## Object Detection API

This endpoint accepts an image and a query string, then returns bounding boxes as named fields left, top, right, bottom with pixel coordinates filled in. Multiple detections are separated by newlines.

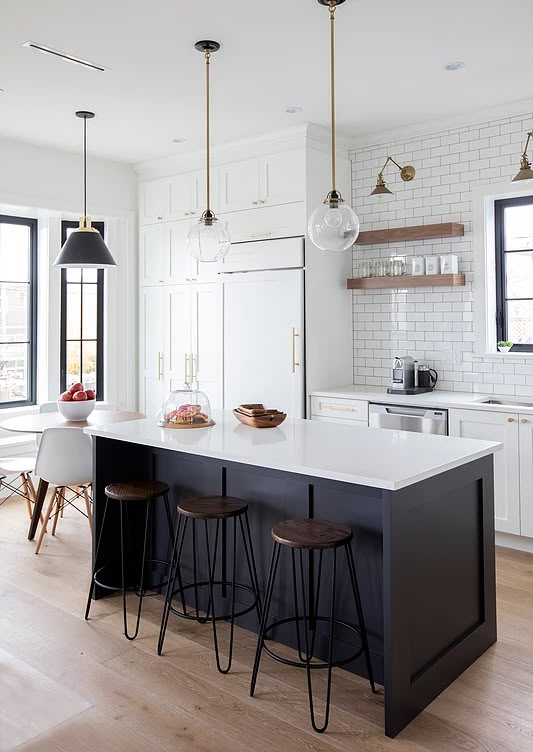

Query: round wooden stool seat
left=272, top=518, right=353, bottom=550
left=105, top=480, right=170, bottom=501
left=177, top=495, right=248, bottom=520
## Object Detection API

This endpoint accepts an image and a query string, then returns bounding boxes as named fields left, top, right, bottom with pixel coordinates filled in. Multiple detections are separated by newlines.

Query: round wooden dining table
left=0, top=409, right=143, bottom=540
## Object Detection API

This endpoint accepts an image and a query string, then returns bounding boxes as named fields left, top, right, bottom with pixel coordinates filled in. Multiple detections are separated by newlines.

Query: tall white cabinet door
left=139, top=288, right=165, bottom=417
left=190, top=283, right=223, bottom=409
left=168, top=220, right=193, bottom=283
left=260, top=151, right=305, bottom=206
left=139, top=224, right=168, bottom=286
left=449, top=409, right=520, bottom=535
left=165, top=285, right=192, bottom=392
left=219, top=159, right=260, bottom=213
left=518, top=416, right=533, bottom=537
left=223, top=269, right=304, bottom=417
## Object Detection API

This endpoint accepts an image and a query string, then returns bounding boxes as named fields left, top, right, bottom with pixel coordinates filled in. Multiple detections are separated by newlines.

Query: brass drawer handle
left=250, top=231, right=273, bottom=239
left=291, top=327, right=300, bottom=373
left=321, top=403, right=357, bottom=412
left=521, top=418, right=528, bottom=424
left=157, top=352, right=163, bottom=381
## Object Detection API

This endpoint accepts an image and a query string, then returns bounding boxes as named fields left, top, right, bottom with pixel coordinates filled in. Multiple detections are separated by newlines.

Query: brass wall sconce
left=370, top=156, right=416, bottom=196
left=512, top=131, right=533, bottom=182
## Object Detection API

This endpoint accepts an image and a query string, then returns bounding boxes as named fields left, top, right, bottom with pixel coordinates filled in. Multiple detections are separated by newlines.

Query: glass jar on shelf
left=158, top=384, right=215, bottom=429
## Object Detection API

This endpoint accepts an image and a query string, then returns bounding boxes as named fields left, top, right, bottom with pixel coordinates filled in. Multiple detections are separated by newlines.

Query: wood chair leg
left=26, top=474, right=46, bottom=526
left=51, top=488, right=62, bottom=536
left=35, top=488, right=57, bottom=554
left=21, top=473, right=32, bottom=519
left=83, top=487, right=93, bottom=535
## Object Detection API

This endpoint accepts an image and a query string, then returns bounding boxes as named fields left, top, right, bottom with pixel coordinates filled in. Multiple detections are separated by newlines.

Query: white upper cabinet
left=139, top=224, right=168, bottom=286
left=169, top=173, right=192, bottom=220
left=219, top=151, right=305, bottom=214
left=260, top=150, right=305, bottom=207
left=219, top=158, right=261, bottom=213
left=140, top=179, right=170, bottom=224
left=223, top=202, right=306, bottom=244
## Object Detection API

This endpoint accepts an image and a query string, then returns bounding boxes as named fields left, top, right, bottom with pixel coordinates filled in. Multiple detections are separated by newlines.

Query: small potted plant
left=497, top=340, right=513, bottom=353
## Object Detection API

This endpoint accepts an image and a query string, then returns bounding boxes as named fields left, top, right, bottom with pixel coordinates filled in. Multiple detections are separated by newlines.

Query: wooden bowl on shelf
left=233, top=408, right=287, bottom=428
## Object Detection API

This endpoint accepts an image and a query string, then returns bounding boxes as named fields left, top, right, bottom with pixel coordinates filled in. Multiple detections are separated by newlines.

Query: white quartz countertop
left=311, top=385, right=533, bottom=414
left=85, top=410, right=500, bottom=491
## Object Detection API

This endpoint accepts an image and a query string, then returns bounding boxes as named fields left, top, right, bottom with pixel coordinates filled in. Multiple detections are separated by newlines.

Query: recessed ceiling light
left=172, top=137, right=186, bottom=143
left=443, top=61, right=465, bottom=72
left=286, top=106, right=303, bottom=114
left=22, top=41, right=107, bottom=72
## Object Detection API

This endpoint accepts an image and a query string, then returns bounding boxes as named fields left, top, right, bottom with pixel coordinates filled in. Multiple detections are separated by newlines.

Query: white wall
left=350, top=111, right=533, bottom=397
left=0, top=137, right=138, bottom=412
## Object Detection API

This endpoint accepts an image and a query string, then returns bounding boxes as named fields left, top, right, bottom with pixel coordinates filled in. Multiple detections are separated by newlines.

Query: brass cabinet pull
left=521, top=418, right=528, bottom=424
left=191, top=353, right=197, bottom=381
left=291, top=327, right=300, bottom=373
left=250, top=231, right=273, bottom=239
left=157, top=215, right=163, bottom=220
left=508, top=417, right=515, bottom=423
left=184, top=353, right=190, bottom=382
left=321, top=403, right=357, bottom=412
left=157, top=352, right=163, bottom=381
left=252, top=200, right=259, bottom=206
left=259, top=199, right=266, bottom=204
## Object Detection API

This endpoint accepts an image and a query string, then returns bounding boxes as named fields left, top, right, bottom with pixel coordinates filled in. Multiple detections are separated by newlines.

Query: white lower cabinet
left=449, top=409, right=521, bottom=535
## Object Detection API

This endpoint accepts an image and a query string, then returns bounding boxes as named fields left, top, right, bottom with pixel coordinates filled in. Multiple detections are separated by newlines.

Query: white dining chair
left=39, top=401, right=58, bottom=413
left=0, top=456, right=40, bottom=521
left=34, top=427, right=93, bottom=554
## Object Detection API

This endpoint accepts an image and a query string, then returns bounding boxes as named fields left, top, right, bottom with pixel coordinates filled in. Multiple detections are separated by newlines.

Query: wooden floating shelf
left=355, top=222, right=464, bottom=245
left=347, top=273, right=466, bottom=290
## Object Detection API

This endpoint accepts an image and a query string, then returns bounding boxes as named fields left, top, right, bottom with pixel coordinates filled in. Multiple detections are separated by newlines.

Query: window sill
left=481, top=351, right=533, bottom=358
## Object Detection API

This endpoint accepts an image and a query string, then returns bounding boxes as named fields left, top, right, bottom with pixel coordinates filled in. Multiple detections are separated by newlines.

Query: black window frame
left=495, top=195, right=533, bottom=353
left=0, top=214, right=38, bottom=409
left=60, top=220, right=105, bottom=399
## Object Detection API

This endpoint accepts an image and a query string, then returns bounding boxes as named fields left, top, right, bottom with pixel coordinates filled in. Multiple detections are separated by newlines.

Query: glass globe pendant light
left=308, top=0, right=360, bottom=252
left=187, top=41, right=230, bottom=263
left=54, top=111, right=116, bottom=268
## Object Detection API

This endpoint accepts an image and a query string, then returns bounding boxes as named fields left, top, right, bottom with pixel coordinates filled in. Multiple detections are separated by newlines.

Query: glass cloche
left=158, top=384, right=215, bottom=429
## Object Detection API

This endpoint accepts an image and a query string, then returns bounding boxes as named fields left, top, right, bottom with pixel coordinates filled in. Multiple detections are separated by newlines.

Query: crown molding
left=347, top=97, right=533, bottom=151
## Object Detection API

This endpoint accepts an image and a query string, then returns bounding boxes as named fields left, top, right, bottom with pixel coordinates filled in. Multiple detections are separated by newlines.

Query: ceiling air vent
left=22, top=41, right=107, bottom=72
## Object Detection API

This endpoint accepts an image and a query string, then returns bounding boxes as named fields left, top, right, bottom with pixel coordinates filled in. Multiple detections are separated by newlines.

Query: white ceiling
left=1, top=0, right=533, bottom=164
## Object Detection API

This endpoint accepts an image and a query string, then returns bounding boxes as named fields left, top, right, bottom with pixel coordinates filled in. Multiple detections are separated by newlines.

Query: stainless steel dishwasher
left=369, top=403, right=448, bottom=435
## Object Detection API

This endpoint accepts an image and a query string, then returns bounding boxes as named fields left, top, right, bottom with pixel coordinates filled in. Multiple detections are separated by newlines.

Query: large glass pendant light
left=308, top=0, right=360, bottom=252
left=54, top=111, right=116, bottom=268
left=187, top=41, right=230, bottom=263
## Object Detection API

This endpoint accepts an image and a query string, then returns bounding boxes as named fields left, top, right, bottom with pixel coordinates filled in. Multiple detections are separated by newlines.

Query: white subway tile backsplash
left=350, top=111, right=533, bottom=398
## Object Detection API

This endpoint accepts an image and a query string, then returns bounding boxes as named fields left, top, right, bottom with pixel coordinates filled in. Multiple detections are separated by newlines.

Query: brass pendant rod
left=205, top=48, right=211, bottom=212
left=522, top=131, right=533, bottom=161
left=329, top=1, right=336, bottom=193
left=83, top=115, right=87, bottom=220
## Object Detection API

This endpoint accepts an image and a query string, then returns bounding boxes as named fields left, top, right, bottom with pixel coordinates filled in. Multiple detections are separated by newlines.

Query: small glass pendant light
left=308, top=0, right=359, bottom=252
left=187, top=41, right=231, bottom=263
left=54, top=111, right=116, bottom=268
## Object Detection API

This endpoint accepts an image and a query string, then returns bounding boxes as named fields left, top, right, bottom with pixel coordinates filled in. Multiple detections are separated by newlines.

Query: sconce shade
left=512, top=159, right=533, bottom=182
left=370, top=179, right=393, bottom=197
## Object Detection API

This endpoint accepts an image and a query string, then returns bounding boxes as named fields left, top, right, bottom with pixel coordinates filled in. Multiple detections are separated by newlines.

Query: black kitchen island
left=85, top=412, right=499, bottom=738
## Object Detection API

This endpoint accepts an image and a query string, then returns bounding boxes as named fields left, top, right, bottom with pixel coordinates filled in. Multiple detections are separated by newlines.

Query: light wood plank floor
left=1, top=495, right=533, bottom=752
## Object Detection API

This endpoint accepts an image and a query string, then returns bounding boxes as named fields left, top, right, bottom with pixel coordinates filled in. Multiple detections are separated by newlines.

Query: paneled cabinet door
left=189, top=168, right=220, bottom=216
left=139, top=287, right=165, bottom=418
left=518, top=415, right=533, bottom=537
left=168, top=220, right=194, bottom=284
left=190, top=283, right=223, bottom=409
left=260, top=150, right=305, bottom=206
left=165, top=285, right=192, bottom=392
left=219, top=158, right=260, bottom=213
left=139, top=224, right=168, bottom=286
left=449, top=409, right=520, bottom=535
left=169, top=173, right=192, bottom=220
left=140, top=178, right=170, bottom=224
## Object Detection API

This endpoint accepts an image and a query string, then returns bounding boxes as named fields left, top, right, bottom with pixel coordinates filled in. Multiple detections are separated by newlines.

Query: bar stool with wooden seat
left=158, top=495, right=261, bottom=674
left=250, top=518, right=376, bottom=733
left=84, top=479, right=174, bottom=641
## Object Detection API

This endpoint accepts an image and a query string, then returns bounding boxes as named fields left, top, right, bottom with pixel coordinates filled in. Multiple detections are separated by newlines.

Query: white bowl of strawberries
left=57, top=383, right=97, bottom=421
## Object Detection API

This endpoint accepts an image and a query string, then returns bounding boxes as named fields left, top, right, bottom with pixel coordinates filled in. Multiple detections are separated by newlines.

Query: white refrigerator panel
left=223, top=269, right=304, bottom=418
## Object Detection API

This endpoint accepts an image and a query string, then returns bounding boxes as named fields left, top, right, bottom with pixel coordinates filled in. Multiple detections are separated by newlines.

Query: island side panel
left=382, top=455, right=496, bottom=738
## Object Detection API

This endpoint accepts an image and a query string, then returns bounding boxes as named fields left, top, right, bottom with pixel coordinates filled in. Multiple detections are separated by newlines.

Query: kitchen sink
left=480, top=398, right=533, bottom=407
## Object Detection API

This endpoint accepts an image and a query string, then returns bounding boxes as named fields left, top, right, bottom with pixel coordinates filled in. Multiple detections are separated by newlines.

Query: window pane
left=66, top=268, right=81, bottom=282
left=0, top=223, right=30, bottom=281
left=0, top=283, right=29, bottom=343
left=82, top=340, right=97, bottom=392
left=505, top=250, right=533, bottom=299
left=82, top=285, right=97, bottom=339
left=0, top=343, right=28, bottom=402
left=82, top=269, right=98, bottom=283
left=66, top=341, right=81, bottom=388
left=505, top=205, right=533, bottom=250
left=507, top=300, right=533, bottom=344
left=66, top=284, right=81, bottom=339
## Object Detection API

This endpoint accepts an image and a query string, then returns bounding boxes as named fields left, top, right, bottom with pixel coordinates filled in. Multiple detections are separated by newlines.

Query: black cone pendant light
left=54, top=111, right=116, bottom=268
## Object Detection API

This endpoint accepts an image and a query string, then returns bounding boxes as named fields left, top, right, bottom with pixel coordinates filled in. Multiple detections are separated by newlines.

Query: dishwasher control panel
left=369, top=403, right=448, bottom=436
